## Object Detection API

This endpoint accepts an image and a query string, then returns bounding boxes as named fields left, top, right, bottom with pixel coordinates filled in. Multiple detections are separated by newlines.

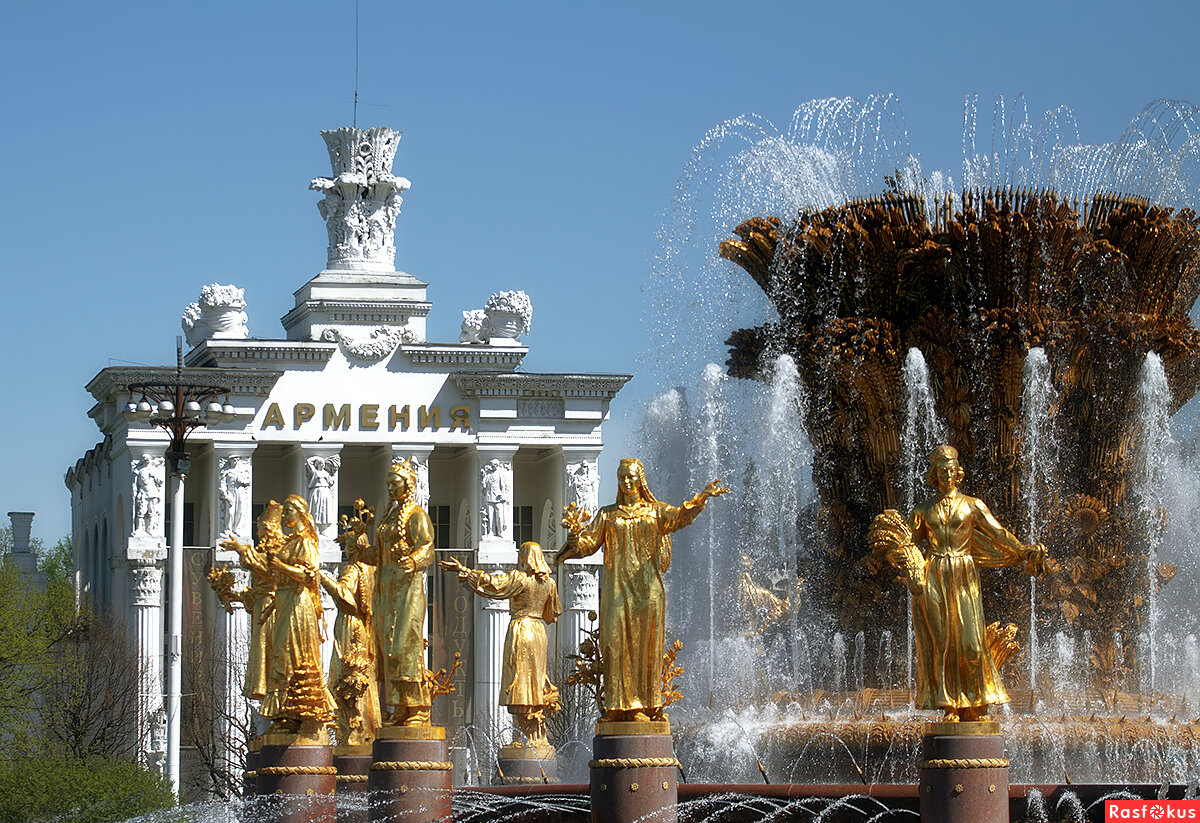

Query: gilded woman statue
left=441, top=542, right=562, bottom=749
left=219, top=500, right=282, bottom=702
left=259, top=494, right=336, bottom=732
left=321, top=500, right=380, bottom=745
left=870, top=445, right=1051, bottom=721
left=368, top=460, right=435, bottom=726
left=555, top=457, right=727, bottom=722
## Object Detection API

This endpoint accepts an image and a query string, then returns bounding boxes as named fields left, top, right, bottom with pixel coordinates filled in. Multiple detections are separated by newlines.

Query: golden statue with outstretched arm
left=321, top=499, right=380, bottom=745
left=366, top=460, right=435, bottom=726
left=555, top=457, right=727, bottom=723
left=870, top=445, right=1052, bottom=721
left=441, top=542, right=562, bottom=750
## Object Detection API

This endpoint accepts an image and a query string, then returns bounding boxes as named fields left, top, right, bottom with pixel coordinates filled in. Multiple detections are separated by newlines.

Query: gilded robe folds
left=371, top=501, right=434, bottom=708
left=909, top=492, right=1028, bottom=710
left=461, top=569, right=561, bottom=708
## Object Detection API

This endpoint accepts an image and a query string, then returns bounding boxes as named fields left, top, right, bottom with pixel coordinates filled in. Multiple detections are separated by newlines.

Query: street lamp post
left=125, top=341, right=234, bottom=798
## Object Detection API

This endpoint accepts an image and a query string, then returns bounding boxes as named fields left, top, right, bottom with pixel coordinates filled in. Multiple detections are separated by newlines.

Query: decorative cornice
left=403, top=344, right=528, bottom=370
left=452, top=373, right=631, bottom=399
left=184, top=341, right=335, bottom=369
left=281, top=299, right=433, bottom=328
left=86, top=366, right=283, bottom=403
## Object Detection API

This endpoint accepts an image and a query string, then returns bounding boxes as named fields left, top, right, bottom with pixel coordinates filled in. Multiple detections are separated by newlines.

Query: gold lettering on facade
left=418, top=405, right=440, bottom=430
left=294, top=403, right=316, bottom=428
left=260, top=401, right=474, bottom=432
left=389, top=404, right=410, bottom=431
left=360, top=403, right=380, bottom=430
left=323, top=403, right=351, bottom=430
left=262, top=403, right=285, bottom=429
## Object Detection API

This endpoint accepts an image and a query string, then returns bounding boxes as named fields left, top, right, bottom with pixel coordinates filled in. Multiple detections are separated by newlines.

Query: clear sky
left=3, top=0, right=1199, bottom=545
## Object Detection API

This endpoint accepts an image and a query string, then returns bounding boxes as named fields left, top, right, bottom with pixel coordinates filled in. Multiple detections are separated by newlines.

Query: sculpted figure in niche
left=555, top=457, right=727, bottom=722
left=441, top=542, right=562, bottom=749
left=219, top=456, right=252, bottom=539
left=305, top=455, right=341, bottom=532
left=132, top=455, right=164, bottom=536
left=322, top=499, right=380, bottom=745
left=368, top=460, right=435, bottom=726
left=481, top=459, right=510, bottom=539
left=869, top=445, right=1052, bottom=721
left=258, top=495, right=336, bottom=733
left=219, top=501, right=283, bottom=703
left=568, top=461, right=600, bottom=514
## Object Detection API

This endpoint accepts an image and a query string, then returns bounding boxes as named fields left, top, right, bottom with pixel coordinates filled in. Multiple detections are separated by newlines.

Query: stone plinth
left=497, top=742, right=559, bottom=785
left=918, top=721, right=1008, bottom=823
left=368, top=726, right=451, bottom=823
left=333, top=744, right=372, bottom=823
left=590, top=720, right=678, bottom=823
left=255, top=729, right=336, bottom=823
left=244, top=737, right=260, bottom=797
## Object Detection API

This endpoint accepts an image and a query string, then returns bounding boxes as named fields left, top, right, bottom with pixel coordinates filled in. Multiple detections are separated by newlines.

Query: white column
left=129, top=559, right=165, bottom=770
left=474, top=580, right=512, bottom=744
left=560, top=567, right=600, bottom=740
left=212, top=566, right=251, bottom=779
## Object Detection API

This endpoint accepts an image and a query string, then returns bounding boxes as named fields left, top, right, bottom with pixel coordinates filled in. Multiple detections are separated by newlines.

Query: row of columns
left=120, top=439, right=604, bottom=783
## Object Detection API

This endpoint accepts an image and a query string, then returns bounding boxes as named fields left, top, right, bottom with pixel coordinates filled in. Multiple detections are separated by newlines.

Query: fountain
left=638, top=96, right=1200, bottom=804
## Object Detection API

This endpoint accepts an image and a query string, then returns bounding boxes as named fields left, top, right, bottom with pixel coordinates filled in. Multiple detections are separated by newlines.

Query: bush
left=0, top=757, right=173, bottom=822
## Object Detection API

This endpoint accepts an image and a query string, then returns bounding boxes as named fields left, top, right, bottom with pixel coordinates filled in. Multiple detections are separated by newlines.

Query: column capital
left=558, top=445, right=603, bottom=463
left=129, top=559, right=164, bottom=607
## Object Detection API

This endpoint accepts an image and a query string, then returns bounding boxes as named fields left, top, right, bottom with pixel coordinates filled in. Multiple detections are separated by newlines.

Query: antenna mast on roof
left=353, top=0, right=360, bottom=127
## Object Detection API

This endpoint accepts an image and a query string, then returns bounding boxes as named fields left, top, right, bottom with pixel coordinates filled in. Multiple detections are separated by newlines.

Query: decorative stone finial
left=182, top=284, right=249, bottom=347
left=309, top=127, right=411, bottom=271
left=483, top=290, right=533, bottom=346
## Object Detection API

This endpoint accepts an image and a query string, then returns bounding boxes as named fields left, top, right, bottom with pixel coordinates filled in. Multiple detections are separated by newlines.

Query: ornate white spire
left=309, top=127, right=411, bottom=271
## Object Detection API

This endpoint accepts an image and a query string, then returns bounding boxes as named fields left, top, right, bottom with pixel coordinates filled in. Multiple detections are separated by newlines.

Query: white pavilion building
left=66, top=126, right=624, bottom=785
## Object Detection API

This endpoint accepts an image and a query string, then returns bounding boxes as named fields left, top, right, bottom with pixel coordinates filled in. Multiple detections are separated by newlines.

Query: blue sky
left=3, top=0, right=1199, bottom=544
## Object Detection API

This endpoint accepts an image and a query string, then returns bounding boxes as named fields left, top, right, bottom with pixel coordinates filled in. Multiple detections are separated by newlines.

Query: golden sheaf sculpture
left=441, top=542, right=562, bottom=750
left=555, top=457, right=727, bottom=723
left=869, top=445, right=1051, bottom=721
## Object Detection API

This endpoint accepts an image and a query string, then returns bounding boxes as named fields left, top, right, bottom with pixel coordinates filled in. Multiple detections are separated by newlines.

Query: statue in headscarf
left=442, top=541, right=562, bottom=749
left=218, top=500, right=283, bottom=703
left=555, top=458, right=727, bottom=722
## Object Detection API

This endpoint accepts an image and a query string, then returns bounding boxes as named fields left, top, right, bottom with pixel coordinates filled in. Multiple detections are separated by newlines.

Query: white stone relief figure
left=219, top=456, right=253, bottom=539
left=132, top=455, right=164, bottom=536
left=567, top=461, right=599, bottom=514
left=412, top=457, right=430, bottom=511
left=305, top=455, right=341, bottom=531
left=480, top=459, right=511, bottom=539
left=181, top=284, right=249, bottom=347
